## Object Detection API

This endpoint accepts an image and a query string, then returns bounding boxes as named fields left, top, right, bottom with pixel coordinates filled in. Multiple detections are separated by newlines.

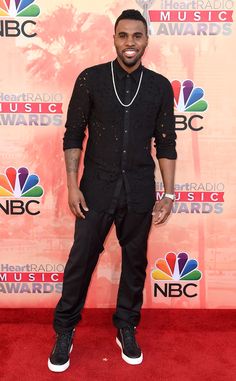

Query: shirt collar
left=113, top=58, right=144, bottom=82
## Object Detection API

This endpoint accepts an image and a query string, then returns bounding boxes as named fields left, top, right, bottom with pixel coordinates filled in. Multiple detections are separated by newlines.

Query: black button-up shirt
left=63, top=59, right=177, bottom=213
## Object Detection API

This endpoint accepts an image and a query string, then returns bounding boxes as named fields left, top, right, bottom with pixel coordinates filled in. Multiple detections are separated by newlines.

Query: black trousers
left=53, top=206, right=152, bottom=333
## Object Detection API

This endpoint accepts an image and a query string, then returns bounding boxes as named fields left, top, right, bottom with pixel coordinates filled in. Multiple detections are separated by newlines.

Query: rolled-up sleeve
left=154, top=78, right=177, bottom=160
left=63, top=70, right=91, bottom=151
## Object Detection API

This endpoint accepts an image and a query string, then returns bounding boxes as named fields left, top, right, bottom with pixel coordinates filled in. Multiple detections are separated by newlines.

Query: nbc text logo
left=172, top=80, right=208, bottom=132
left=152, top=252, right=202, bottom=298
left=0, top=167, right=44, bottom=215
left=0, top=0, right=40, bottom=38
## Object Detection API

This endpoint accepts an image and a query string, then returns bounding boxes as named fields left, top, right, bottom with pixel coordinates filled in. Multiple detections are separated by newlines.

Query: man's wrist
left=67, top=183, right=79, bottom=190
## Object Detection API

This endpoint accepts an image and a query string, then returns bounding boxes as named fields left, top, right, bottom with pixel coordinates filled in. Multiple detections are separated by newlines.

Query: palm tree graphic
left=22, top=5, right=114, bottom=86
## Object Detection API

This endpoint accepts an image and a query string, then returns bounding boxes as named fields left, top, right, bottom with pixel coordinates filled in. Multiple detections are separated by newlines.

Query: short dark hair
left=114, top=9, right=148, bottom=34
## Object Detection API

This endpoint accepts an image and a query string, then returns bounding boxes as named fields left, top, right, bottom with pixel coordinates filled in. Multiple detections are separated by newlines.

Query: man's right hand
left=68, top=187, right=89, bottom=218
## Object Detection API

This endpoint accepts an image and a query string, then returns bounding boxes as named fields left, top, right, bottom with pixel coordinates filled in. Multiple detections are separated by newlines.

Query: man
left=48, top=9, right=177, bottom=372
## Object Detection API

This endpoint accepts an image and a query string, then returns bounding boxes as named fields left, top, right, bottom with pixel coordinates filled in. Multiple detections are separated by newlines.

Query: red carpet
left=1, top=309, right=236, bottom=381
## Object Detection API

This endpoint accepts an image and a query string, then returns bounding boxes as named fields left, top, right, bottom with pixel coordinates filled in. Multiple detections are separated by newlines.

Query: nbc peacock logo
left=152, top=252, right=202, bottom=298
left=0, top=0, right=40, bottom=17
left=0, top=0, right=40, bottom=38
left=172, top=80, right=208, bottom=113
left=0, top=167, right=43, bottom=197
left=0, top=167, right=44, bottom=215
left=172, top=79, right=208, bottom=131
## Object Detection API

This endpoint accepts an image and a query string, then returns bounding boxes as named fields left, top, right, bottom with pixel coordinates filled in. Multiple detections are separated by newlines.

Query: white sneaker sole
left=116, top=337, right=143, bottom=365
left=48, top=344, right=73, bottom=372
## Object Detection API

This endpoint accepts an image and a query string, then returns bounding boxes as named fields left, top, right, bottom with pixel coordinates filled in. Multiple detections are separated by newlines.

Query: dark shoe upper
left=50, top=330, right=74, bottom=366
left=117, top=326, right=142, bottom=359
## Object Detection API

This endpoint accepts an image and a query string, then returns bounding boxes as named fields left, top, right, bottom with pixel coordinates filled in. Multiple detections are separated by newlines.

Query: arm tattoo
left=65, top=149, right=80, bottom=173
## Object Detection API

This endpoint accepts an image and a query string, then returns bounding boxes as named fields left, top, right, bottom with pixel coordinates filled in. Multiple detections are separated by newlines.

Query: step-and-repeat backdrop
left=0, top=0, right=235, bottom=309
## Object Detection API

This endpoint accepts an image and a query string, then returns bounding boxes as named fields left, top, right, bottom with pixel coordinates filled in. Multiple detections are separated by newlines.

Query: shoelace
left=122, top=327, right=138, bottom=350
left=55, top=332, right=72, bottom=354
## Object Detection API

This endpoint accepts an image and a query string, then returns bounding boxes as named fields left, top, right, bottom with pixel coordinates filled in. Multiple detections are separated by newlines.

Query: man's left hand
left=152, top=197, right=173, bottom=225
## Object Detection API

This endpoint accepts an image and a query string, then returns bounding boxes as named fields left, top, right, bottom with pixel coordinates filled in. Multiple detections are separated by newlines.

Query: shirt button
left=126, top=90, right=130, bottom=93
left=123, top=150, right=126, bottom=154
left=124, top=130, right=128, bottom=133
left=125, top=109, right=129, bottom=113
left=126, top=74, right=130, bottom=78
left=122, top=169, right=126, bottom=173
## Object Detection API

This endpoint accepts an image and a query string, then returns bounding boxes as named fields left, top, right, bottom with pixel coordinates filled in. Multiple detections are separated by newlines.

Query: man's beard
left=122, top=58, right=140, bottom=67
left=116, top=49, right=145, bottom=68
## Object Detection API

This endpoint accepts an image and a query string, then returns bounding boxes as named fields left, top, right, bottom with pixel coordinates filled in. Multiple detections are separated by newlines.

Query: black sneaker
left=116, top=326, right=143, bottom=365
left=48, top=329, right=75, bottom=372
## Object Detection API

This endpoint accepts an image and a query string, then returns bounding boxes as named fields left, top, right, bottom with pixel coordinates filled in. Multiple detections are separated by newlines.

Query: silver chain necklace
left=111, top=61, right=143, bottom=108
